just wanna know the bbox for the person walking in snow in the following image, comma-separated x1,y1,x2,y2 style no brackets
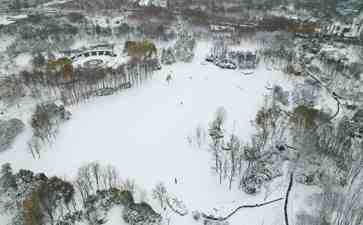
174,177,178,184
166,72,173,85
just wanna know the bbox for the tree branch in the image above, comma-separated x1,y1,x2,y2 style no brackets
166,197,188,216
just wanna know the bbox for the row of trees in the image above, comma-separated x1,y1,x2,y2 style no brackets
20,57,157,105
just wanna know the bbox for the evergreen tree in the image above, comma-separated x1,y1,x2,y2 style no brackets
0,163,17,191
32,52,46,69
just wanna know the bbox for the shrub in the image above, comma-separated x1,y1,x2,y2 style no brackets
32,52,46,68
47,58,74,81
115,190,134,207
291,105,319,129
22,191,43,225
255,107,273,128
47,58,72,70
124,40,157,59
287,23,319,33
67,12,85,23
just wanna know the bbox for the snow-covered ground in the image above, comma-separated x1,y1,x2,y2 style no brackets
0,14,28,26
14,53,33,70
104,207,128,225
0,41,315,225
0,214,11,225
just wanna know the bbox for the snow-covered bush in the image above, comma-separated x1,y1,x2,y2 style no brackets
174,40,195,62
272,85,289,106
0,77,27,107
32,51,47,68
352,108,363,124
0,164,75,225
161,48,176,65
28,102,71,157
203,218,229,225
192,210,201,221
31,102,71,139
291,83,319,108
286,63,303,76
0,119,25,152
123,202,162,225
83,189,135,225
240,162,280,195
73,163,156,225
67,12,86,23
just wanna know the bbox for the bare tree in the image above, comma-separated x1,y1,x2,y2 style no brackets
74,162,121,206
152,182,167,210
209,107,227,184
222,134,242,190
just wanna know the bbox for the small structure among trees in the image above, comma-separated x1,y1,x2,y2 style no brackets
59,43,117,69
233,51,259,70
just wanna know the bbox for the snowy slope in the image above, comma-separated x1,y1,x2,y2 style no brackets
0,41,314,225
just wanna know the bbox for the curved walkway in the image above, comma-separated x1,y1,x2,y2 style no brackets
305,69,341,122
201,197,284,221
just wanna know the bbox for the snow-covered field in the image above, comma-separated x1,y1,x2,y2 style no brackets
0,41,314,225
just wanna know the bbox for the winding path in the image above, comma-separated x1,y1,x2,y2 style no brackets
284,173,294,225
305,69,342,122
201,197,284,221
